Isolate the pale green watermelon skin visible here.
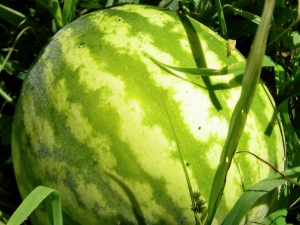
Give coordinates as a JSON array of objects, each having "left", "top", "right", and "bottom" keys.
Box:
[{"left": 12, "top": 4, "right": 285, "bottom": 225}]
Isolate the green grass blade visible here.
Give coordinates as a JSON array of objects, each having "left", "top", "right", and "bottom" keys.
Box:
[
  {"left": 35, "top": 0, "right": 63, "bottom": 28},
  {"left": 274, "top": 63, "right": 286, "bottom": 97},
  {"left": 204, "top": 1, "right": 276, "bottom": 224},
  {"left": 0, "top": 4, "right": 37, "bottom": 28},
  {"left": 261, "top": 186, "right": 289, "bottom": 225},
  {"left": 46, "top": 190, "right": 63, "bottom": 225},
  {"left": 0, "top": 4, "right": 26, "bottom": 27},
  {"left": 150, "top": 55, "right": 274, "bottom": 77},
  {"left": 222, "top": 166, "right": 300, "bottom": 225},
  {"left": 278, "top": 97, "right": 300, "bottom": 167},
  {"left": 161, "top": 99, "right": 205, "bottom": 224},
  {"left": 52, "top": 0, "right": 64, "bottom": 28},
  {"left": 224, "top": 4, "right": 261, "bottom": 25},
  {"left": 150, "top": 57, "right": 246, "bottom": 76},
  {"left": 7, "top": 186, "right": 62, "bottom": 225},
  {"left": 62, "top": 0, "right": 77, "bottom": 25},
  {"left": 215, "top": 0, "right": 227, "bottom": 39}
]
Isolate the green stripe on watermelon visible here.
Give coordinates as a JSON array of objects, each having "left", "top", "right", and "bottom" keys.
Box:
[{"left": 12, "top": 4, "right": 285, "bottom": 225}]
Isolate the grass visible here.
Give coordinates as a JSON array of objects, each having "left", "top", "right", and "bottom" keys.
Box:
[{"left": 0, "top": 0, "right": 299, "bottom": 224}]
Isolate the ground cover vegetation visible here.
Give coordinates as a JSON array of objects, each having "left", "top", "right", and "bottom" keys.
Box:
[{"left": 0, "top": 0, "right": 299, "bottom": 224}]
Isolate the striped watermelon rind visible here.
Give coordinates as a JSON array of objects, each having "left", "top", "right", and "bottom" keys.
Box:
[{"left": 12, "top": 4, "right": 285, "bottom": 225}]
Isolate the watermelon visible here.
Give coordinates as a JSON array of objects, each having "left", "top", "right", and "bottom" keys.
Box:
[{"left": 12, "top": 4, "right": 285, "bottom": 225}]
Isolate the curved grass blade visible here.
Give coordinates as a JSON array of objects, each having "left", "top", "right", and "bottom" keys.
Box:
[
  {"left": 278, "top": 97, "right": 300, "bottom": 167},
  {"left": 7, "top": 186, "right": 62, "bottom": 225},
  {"left": 222, "top": 166, "right": 300, "bottom": 225},
  {"left": 204, "top": 1, "right": 276, "bottom": 224},
  {"left": 149, "top": 55, "right": 274, "bottom": 77},
  {"left": 223, "top": 4, "right": 261, "bottom": 25},
  {"left": 150, "top": 57, "right": 246, "bottom": 76}
]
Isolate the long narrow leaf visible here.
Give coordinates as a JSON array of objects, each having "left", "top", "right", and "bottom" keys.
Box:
[
  {"left": 150, "top": 55, "right": 274, "bottom": 76},
  {"left": 278, "top": 97, "right": 300, "bottom": 167},
  {"left": 7, "top": 186, "right": 62, "bottom": 225},
  {"left": 62, "top": 0, "right": 77, "bottom": 25},
  {"left": 150, "top": 57, "right": 245, "bottom": 76},
  {"left": 204, "top": 1, "right": 276, "bottom": 224},
  {"left": 261, "top": 186, "right": 289, "bottom": 225},
  {"left": 46, "top": 190, "right": 63, "bottom": 225},
  {"left": 0, "top": 4, "right": 38, "bottom": 28},
  {"left": 51, "top": 0, "right": 63, "bottom": 28},
  {"left": 161, "top": 99, "right": 202, "bottom": 224},
  {"left": 222, "top": 166, "right": 300, "bottom": 225},
  {"left": 224, "top": 4, "right": 261, "bottom": 25},
  {"left": 215, "top": 0, "right": 227, "bottom": 39}
]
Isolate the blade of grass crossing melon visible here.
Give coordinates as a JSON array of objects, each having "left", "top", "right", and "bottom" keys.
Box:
[
  {"left": 7, "top": 186, "right": 62, "bottom": 225},
  {"left": 160, "top": 99, "right": 202, "bottom": 224},
  {"left": 204, "top": 1, "right": 276, "bottom": 224},
  {"left": 149, "top": 55, "right": 274, "bottom": 76},
  {"left": 149, "top": 57, "right": 246, "bottom": 76},
  {"left": 222, "top": 166, "right": 300, "bottom": 225}
]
